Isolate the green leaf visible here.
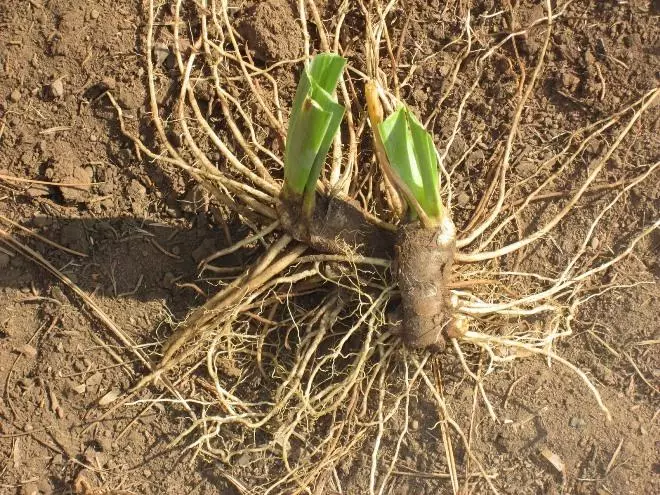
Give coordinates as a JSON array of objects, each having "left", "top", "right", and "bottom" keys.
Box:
[
  {"left": 377, "top": 106, "right": 443, "bottom": 221},
  {"left": 283, "top": 53, "right": 346, "bottom": 201},
  {"left": 407, "top": 111, "right": 441, "bottom": 219},
  {"left": 284, "top": 97, "right": 333, "bottom": 197},
  {"left": 308, "top": 53, "right": 346, "bottom": 95}
]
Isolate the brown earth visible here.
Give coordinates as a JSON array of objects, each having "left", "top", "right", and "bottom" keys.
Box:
[{"left": 1, "top": 1, "right": 658, "bottom": 494}]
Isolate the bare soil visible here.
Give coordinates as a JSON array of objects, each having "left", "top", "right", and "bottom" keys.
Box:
[{"left": 1, "top": 1, "right": 658, "bottom": 494}]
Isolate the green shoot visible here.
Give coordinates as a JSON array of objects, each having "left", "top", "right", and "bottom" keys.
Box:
[
  {"left": 282, "top": 53, "right": 346, "bottom": 218},
  {"left": 378, "top": 106, "right": 445, "bottom": 228}
]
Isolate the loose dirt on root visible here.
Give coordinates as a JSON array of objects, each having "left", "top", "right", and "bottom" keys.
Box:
[{"left": 1, "top": 1, "right": 658, "bottom": 494}]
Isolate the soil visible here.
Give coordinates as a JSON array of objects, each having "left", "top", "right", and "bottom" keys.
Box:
[{"left": 1, "top": 1, "right": 658, "bottom": 494}]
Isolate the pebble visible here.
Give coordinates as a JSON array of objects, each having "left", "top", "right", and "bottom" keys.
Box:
[
  {"left": 457, "top": 191, "right": 470, "bottom": 207},
  {"left": 90, "top": 9, "right": 100, "bottom": 20},
  {"left": 590, "top": 237, "right": 600, "bottom": 250},
  {"left": 569, "top": 416, "right": 586, "bottom": 429},
  {"left": 50, "top": 78, "right": 64, "bottom": 98},
  {"left": 72, "top": 383, "right": 86, "bottom": 394},
  {"left": 9, "top": 89, "right": 21, "bottom": 102}
]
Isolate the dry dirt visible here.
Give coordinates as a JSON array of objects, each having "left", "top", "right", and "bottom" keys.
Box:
[{"left": 1, "top": 1, "right": 658, "bottom": 494}]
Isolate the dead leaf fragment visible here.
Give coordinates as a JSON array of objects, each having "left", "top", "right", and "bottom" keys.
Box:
[
  {"left": 540, "top": 447, "right": 565, "bottom": 474},
  {"left": 17, "top": 344, "right": 38, "bottom": 358},
  {"left": 98, "top": 389, "right": 120, "bottom": 406},
  {"left": 72, "top": 383, "right": 87, "bottom": 394}
]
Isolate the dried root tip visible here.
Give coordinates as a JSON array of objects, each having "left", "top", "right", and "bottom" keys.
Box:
[
  {"left": 395, "top": 216, "right": 457, "bottom": 349},
  {"left": 447, "top": 313, "right": 469, "bottom": 339},
  {"left": 278, "top": 193, "right": 395, "bottom": 259}
]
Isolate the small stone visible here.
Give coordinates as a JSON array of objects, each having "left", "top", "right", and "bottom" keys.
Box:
[
  {"left": 411, "top": 419, "right": 420, "bottom": 430},
  {"left": 90, "top": 134, "right": 98, "bottom": 142},
  {"left": 50, "top": 78, "right": 64, "bottom": 98},
  {"left": 128, "top": 179, "right": 146, "bottom": 198},
  {"left": 590, "top": 237, "right": 600, "bottom": 250},
  {"left": 9, "top": 89, "right": 21, "bottom": 102},
  {"left": 90, "top": 9, "right": 100, "bottom": 20},
  {"left": 457, "top": 192, "right": 470, "bottom": 207},
  {"left": 72, "top": 383, "right": 86, "bottom": 394},
  {"left": 60, "top": 222, "right": 89, "bottom": 253},
  {"left": 569, "top": 416, "right": 586, "bottom": 429},
  {"left": 58, "top": 166, "right": 93, "bottom": 203}
]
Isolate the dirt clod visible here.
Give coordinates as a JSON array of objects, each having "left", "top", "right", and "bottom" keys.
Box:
[
  {"left": 237, "top": 0, "right": 303, "bottom": 62},
  {"left": 50, "top": 78, "right": 65, "bottom": 98}
]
